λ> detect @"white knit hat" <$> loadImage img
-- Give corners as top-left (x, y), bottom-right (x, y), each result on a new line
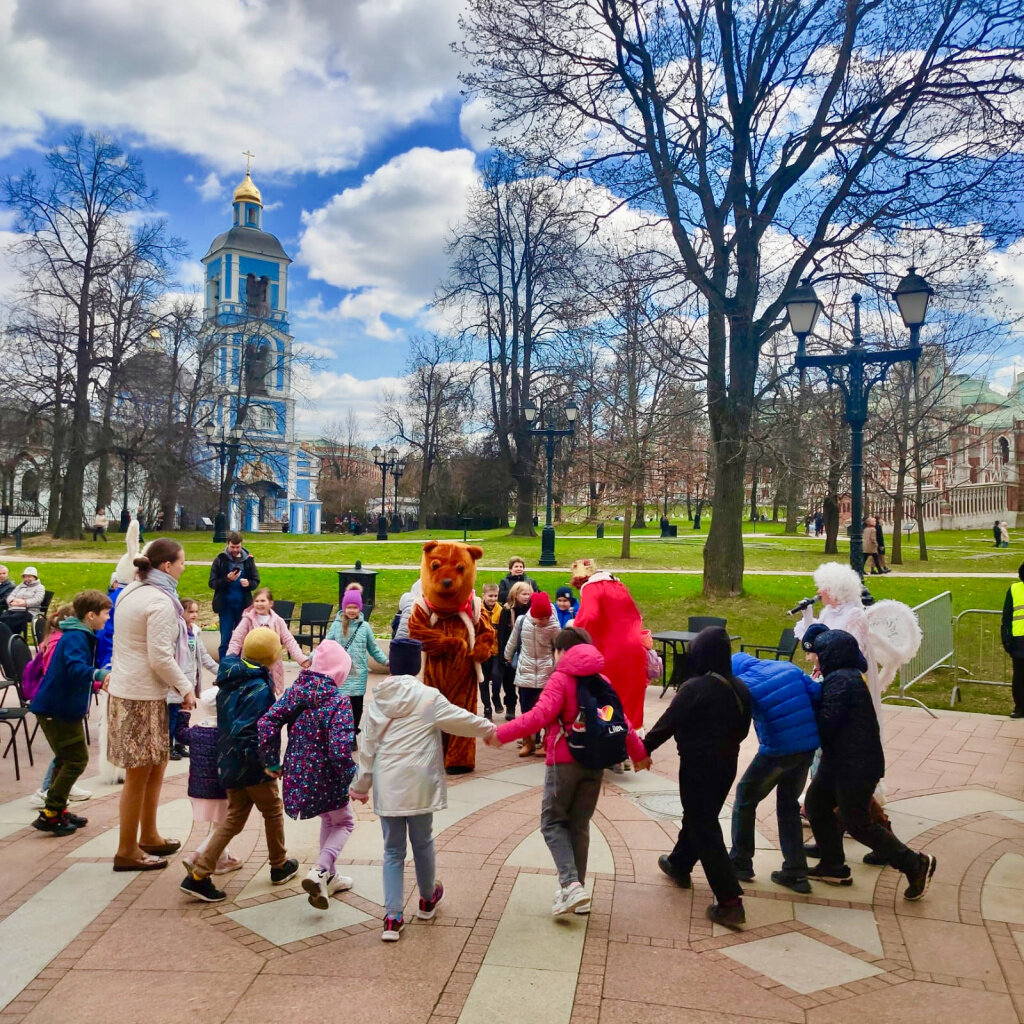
top-left (112, 521), bottom-right (140, 586)
top-left (22, 566), bottom-right (38, 579)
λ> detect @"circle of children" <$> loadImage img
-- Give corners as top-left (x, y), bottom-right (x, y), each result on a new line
top-left (24, 531), bottom-right (936, 940)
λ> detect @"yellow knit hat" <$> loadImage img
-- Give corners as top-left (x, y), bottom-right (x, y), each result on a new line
top-left (242, 626), bottom-right (282, 667)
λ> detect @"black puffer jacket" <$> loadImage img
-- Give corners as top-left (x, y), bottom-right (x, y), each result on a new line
top-left (215, 656), bottom-right (275, 789)
top-left (813, 629), bottom-right (884, 782)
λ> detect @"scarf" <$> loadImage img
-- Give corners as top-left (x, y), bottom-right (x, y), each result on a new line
top-left (142, 568), bottom-right (190, 670)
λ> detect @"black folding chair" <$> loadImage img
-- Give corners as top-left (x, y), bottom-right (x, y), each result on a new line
top-left (740, 628), bottom-right (798, 661)
top-left (25, 592), bottom-right (53, 647)
top-left (274, 600), bottom-right (296, 631)
top-left (1, 635), bottom-right (35, 780)
top-left (294, 603), bottom-right (334, 650)
top-left (687, 615), bottom-right (727, 632)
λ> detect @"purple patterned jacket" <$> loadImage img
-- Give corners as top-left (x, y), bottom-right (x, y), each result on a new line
top-left (257, 669), bottom-right (356, 819)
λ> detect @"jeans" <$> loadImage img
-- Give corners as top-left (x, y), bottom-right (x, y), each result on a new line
top-left (499, 663), bottom-right (517, 717)
top-left (196, 779), bottom-right (288, 878)
top-left (36, 717), bottom-right (89, 814)
top-left (380, 813), bottom-right (435, 918)
top-left (167, 703), bottom-right (182, 745)
top-left (317, 804), bottom-right (355, 874)
top-left (730, 749), bottom-right (814, 876)
top-left (218, 604), bottom-right (244, 659)
top-left (41, 758), bottom-right (56, 791)
top-left (805, 761), bottom-right (918, 872)
top-left (540, 762), bottom-right (603, 887)
top-left (480, 656), bottom-right (497, 713)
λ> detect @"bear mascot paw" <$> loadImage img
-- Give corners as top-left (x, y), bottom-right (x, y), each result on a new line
top-left (408, 540), bottom-right (494, 774)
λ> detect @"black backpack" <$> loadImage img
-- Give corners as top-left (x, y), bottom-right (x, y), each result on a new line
top-left (564, 673), bottom-right (629, 769)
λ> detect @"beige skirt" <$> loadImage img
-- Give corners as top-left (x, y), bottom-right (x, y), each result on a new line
top-left (106, 696), bottom-right (170, 769)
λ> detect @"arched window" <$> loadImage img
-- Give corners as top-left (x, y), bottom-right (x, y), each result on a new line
top-left (999, 436), bottom-right (1010, 464)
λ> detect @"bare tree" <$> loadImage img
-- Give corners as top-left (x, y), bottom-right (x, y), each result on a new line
top-left (460, 0), bottom-right (1024, 594)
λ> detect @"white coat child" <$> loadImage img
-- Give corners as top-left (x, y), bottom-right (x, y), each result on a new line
top-left (349, 638), bottom-right (496, 942)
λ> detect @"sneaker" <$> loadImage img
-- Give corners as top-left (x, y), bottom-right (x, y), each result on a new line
top-left (610, 762), bottom-right (624, 774)
top-left (68, 784), bottom-right (92, 802)
top-left (806, 862), bottom-right (853, 886)
top-left (573, 896), bottom-right (592, 915)
top-left (169, 748), bottom-right (182, 761)
top-left (214, 855), bottom-right (244, 875)
top-left (903, 853), bottom-right (937, 901)
top-left (381, 914), bottom-right (405, 941)
top-left (862, 850), bottom-right (889, 866)
top-left (31, 810), bottom-right (76, 836)
top-left (551, 881), bottom-right (589, 916)
top-left (732, 864), bottom-right (755, 883)
top-left (1010, 709), bottom-right (1024, 720)
top-left (270, 857), bottom-right (299, 885)
top-left (179, 871), bottom-right (226, 903)
top-left (483, 708), bottom-right (493, 720)
top-left (657, 854), bottom-right (691, 888)
top-left (303, 867), bottom-right (331, 910)
top-left (706, 901), bottom-right (745, 929)
top-left (770, 870), bottom-right (811, 894)
top-left (61, 810), bottom-right (88, 828)
top-left (174, 745), bottom-right (190, 759)
top-left (28, 789), bottom-right (46, 809)
top-left (417, 882), bottom-right (445, 920)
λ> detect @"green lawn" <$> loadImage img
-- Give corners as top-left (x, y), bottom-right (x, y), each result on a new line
top-left (5, 523), bottom-right (1016, 718)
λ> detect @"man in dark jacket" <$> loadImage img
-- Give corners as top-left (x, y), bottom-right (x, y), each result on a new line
top-left (0, 565), bottom-right (14, 612)
top-left (729, 653), bottom-right (820, 893)
top-left (209, 531), bottom-right (261, 658)
top-left (180, 628), bottom-right (296, 903)
top-left (644, 627), bottom-right (752, 928)
top-left (805, 629), bottom-right (936, 899)
top-left (29, 590), bottom-right (111, 835)
top-left (1000, 562), bottom-right (1024, 719)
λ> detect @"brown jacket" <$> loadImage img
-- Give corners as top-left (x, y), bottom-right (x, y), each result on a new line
top-left (862, 525), bottom-right (877, 554)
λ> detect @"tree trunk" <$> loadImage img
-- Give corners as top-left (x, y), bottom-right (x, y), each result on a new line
top-left (55, 365), bottom-right (90, 538)
top-left (891, 468), bottom-right (906, 565)
top-left (620, 495), bottom-right (633, 558)
top-left (915, 460), bottom-right (928, 561)
top-left (703, 453), bottom-right (747, 595)
top-left (823, 493), bottom-right (840, 554)
top-left (748, 460), bottom-right (759, 521)
top-left (693, 498), bottom-right (703, 529)
top-left (512, 468), bottom-right (537, 536)
top-left (685, 490), bottom-right (692, 520)
top-left (632, 501), bottom-right (645, 529)
top-left (772, 485), bottom-right (781, 523)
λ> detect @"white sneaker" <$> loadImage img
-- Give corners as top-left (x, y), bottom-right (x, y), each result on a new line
top-left (68, 784), bottom-right (92, 801)
top-left (302, 868), bottom-right (331, 910)
top-left (29, 789), bottom-right (46, 809)
top-left (328, 874), bottom-right (354, 896)
top-left (574, 897), bottom-right (592, 915)
top-left (551, 882), bottom-right (589, 916)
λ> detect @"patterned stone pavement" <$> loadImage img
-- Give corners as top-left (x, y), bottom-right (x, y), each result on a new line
top-left (0, 688), bottom-right (1022, 1024)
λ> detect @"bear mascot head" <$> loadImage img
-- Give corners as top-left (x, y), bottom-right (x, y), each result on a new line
top-left (419, 541), bottom-right (483, 614)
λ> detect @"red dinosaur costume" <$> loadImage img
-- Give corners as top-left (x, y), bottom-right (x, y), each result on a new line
top-left (408, 541), bottom-right (494, 774)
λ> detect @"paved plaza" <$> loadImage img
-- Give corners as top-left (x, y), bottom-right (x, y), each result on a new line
top-left (1, 685), bottom-right (1023, 1024)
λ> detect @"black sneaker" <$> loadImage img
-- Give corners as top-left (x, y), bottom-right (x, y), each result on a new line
top-left (771, 870), bottom-right (811, 894)
top-left (175, 744), bottom-right (190, 759)
top-left (903, 853), bottom-right (936, 901)
top-left (61, 810), bottom-right (88, 828)
top-left (417, 882), bottom-right (445, 920)
top-left (270, 857), bottom-right (299, 885)
top-left (32, 811), bottom-right (76, 836)
top-left (863, 850), bottom-right (888, 866)
top-left (169, 748), bottom-right (182, 761)
top-left (731, 864), bottom-right (755, 883)
top-left (1010, 709), bottom-right (1024, 720)
top-left (657, 854), bottom-right (691, 888)
top-left (807, 862), bottom-right (853, 886)
top-left (179, 871), bottom-right (226, 903)
top-left (706, 901), bottom-right (745, 929)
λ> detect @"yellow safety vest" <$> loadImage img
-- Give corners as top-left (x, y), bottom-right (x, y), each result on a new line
top-left (1011, 581), bottom-right (1024, 636)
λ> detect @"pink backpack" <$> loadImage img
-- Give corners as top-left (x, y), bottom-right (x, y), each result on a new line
top-left (21, 632), bottom-right (61, 701)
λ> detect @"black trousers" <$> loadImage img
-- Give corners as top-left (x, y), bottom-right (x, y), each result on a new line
top-left (668, 757), bottom-right (743, 903)
top-left (1012, 657), bottom-right (1024, 713)
top-left (805, 761), bottom-right (918, 872)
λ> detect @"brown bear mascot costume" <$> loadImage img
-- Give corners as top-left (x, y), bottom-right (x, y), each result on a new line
top-left (408, 541), bottom-right (494, 774)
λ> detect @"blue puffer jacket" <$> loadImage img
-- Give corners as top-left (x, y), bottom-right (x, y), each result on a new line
top-left (731, 653), bottom-right (821, 758)
top-left (215, 656), bottom-right (276, 789)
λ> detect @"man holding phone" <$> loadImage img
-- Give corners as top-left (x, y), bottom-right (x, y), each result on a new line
top-left (209, 531), bottom-right (261, 657)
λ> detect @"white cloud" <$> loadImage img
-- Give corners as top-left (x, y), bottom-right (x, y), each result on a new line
top-left (292, 367), bottom-right (404, 438)
top-left (193, 172), bottom-right (224, 203)
top-left (297, 147), bottom-right (479, 338)
top-left (0, 0), bottom-right (467, 173)
top-left (459, 97), bottom-right (494, 151)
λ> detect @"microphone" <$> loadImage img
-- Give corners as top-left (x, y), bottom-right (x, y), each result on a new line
top-left (787, 594), bottom-right (819, 616)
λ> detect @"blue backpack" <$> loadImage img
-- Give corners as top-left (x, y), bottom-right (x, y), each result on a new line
top-left (565, 673), bottom-right (629, 769)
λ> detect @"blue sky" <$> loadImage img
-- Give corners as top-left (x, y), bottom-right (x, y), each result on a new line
top-left (0, 0), bottom-right (491, 438)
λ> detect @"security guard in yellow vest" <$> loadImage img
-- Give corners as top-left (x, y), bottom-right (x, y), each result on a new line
top-left (999, 565), bottom-right (1024, 718)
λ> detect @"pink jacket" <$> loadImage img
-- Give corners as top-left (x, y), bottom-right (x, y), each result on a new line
top-left (495, 643), bottom-right (647, 765)
top-left (227, 606), bottom-right (306, 695)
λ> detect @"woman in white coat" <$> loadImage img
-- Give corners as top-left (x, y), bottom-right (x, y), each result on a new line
top-left (350, 638), bottom-right (495, 940)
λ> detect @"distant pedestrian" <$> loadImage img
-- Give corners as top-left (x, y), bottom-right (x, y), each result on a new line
top-left (862, 518), bottom-right (882, 574)
top-left (92, 507), bottom-right (109, 542)
top-left (994, 520), bottom-right (1002, 548)
top-left (814, 512), bottom-right (823, 537)
top-left (869, 516), bottom-right (890, 573)
top-left (1000, 521), bottom-right (1010, 548)
top-left (136, 508), bottom-right (145, 545)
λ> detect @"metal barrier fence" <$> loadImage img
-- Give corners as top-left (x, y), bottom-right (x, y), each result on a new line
top-left (951, 609), bottom-right (1011, 706)
top-left (882, 591), bottom-right (952, 717)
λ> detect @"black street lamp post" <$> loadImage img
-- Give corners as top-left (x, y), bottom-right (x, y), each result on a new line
top-left (204, 421), bottom-right (243, 543)
top-left (372, 445), bottom-right (399, 540)
top-left (787, 268), bottom-right (933, 579)
top-left (390, 456), bottom-right (406, 533)
top-left (523, 399), bottom-right (578, 566)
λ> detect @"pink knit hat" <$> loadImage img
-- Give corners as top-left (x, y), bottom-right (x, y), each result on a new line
top-left (341, 588), bottom-right (363, 611)
top-left (311, 640), bottom-right (352, 687)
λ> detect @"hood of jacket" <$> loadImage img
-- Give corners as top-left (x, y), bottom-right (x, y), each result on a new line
top-left (290, 669), bottom-right (341, 706)
top-left (371, 673), bottom-right (435, 719)
top-left (223, 544), bottom-right (252, 561)
top-left (58, 616), bottom-right (95, 635)
top-left (688, 626), bottom-right (734, 677)
top-left (217, 655), bottom-right (269, 691)
top-left (814, 629), bottom-right (868, 675)
top-left (555, 643), bottom-right (605, 677)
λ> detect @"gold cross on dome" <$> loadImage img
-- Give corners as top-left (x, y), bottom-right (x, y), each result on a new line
top-left (243, 150), bottom-right (255, 174)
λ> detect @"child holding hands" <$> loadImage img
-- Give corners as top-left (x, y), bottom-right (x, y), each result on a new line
top-left (227, 587), bottom-right (308, 696)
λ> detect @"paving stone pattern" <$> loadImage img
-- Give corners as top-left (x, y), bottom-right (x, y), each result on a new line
top-left (0, 692), bottom-right (1023, 1024)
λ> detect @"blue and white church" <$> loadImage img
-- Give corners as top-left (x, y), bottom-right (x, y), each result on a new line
top-left (202, 165), bottom-right (321, 534)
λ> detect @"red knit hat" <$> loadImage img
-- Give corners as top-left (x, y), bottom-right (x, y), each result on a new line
top-left (530, 591), bottom-right (552, 619)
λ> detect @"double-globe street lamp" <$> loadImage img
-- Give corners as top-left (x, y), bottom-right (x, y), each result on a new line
top-left (371, 445), bottom-right (400, 540)
top-left (523, 399), bottom-right (578, 566)
top-left (786, 267), bottom-right (934, 579)
top-left (204, 421), bottom-right (243, 544)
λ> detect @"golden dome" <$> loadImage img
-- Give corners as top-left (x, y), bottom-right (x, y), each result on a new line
top-left (233, 171), bottom-right (262, 206)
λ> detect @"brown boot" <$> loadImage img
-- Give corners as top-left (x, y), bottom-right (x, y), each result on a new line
top-left (519, 736), bottom-right (535, 757)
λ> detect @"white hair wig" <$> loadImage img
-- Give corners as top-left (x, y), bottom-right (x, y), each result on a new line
top-left (812, 561), bottom-right (863, 605)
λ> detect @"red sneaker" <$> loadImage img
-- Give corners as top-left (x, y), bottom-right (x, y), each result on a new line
top-left (417, 882), bottom-right (445, 920)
